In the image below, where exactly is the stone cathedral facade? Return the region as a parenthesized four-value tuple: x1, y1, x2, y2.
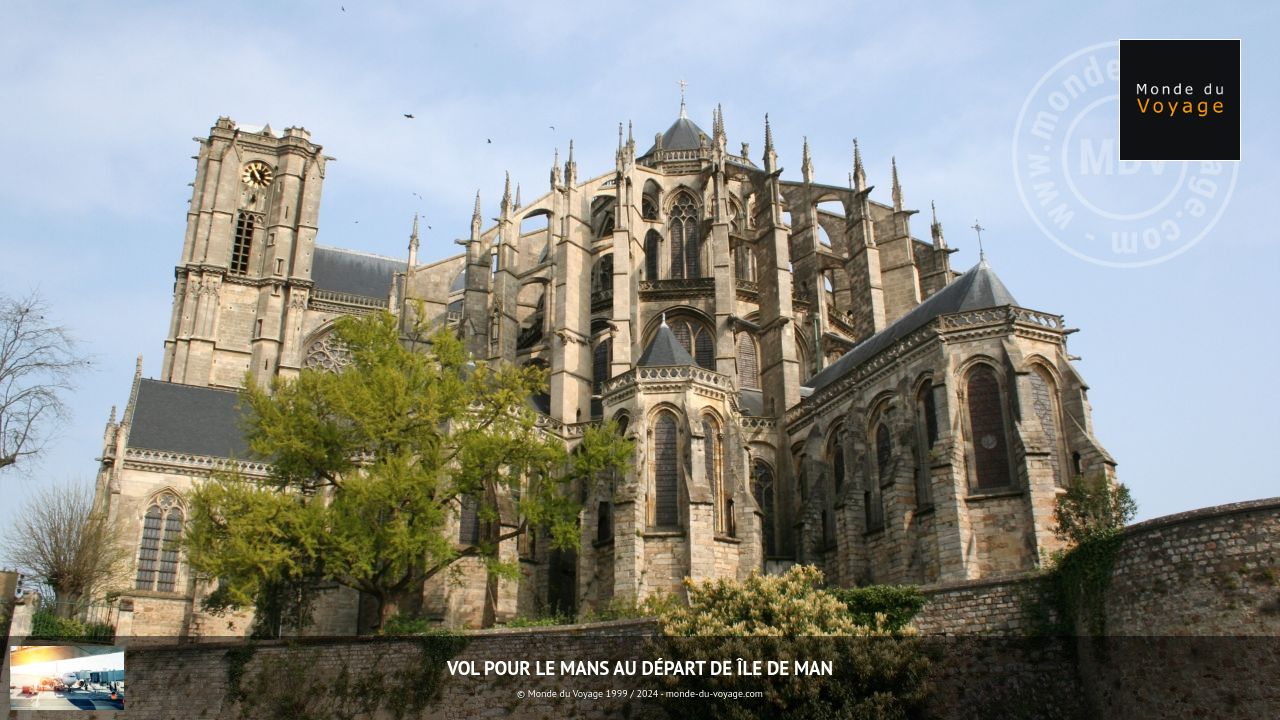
(93, 106, 1115, 635)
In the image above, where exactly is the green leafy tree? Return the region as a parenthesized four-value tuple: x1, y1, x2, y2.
(653, 566, 931, 720)
(185, 312, 631, 631)
(1052, 474, 1137, 545)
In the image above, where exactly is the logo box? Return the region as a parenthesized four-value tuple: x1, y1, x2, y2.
(1119, 39, 1240, 161)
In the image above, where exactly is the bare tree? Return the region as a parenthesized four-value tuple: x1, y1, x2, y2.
(0, 292, 92, 472)
(2, 481, 128, 614)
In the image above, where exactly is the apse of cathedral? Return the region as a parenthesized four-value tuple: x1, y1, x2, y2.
(93, 104, 1115, 635)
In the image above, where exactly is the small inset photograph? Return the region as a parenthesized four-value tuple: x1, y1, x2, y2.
(8, 644, 125, 711)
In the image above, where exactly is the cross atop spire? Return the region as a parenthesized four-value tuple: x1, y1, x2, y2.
(971, 220, 986, 260)
(678, 79, 688, 118)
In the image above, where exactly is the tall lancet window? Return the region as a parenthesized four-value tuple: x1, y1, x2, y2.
(652, 411, 681, 528)
(753, 459, 777, 557)
(966, 365, 1013, 490)
(230, 213, 256, 275)
(644, 230, 661, 282)
(135, 493, 183, 593)
(669, 192, 701, 278)
(737, 333, 760, 390)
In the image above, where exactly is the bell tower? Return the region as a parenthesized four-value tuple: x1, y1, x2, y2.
(161, 117, 328, 389)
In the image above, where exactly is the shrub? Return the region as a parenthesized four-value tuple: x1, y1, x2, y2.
(1053, 474, 1136, 545)
(828, 585, 928, 633)
(29, 609, 115, 642)
(1031, 474, 1139, 636)
(652, 566, 931, 720)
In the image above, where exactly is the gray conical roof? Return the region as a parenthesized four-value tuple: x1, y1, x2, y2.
(642, 116, 710, 156)
(638, 319, 697, 366)
(805, 260, 1019, 393)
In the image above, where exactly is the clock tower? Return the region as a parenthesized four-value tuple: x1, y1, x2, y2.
(161, 117, 328, 389)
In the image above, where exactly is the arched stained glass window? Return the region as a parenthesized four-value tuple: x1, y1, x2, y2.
(738, 333, 759, 390)
(669, 192, 701, 278)
(644, 230, 661, 282)
(667, 318, 715, 370)
(915, 381, 938, 508)
(459, 494, 480, 545)
(652, 412, 680, 528)
(753, 459, 776, 557)
(135, 494, 183, 593)
(967, 365, 1013, 490)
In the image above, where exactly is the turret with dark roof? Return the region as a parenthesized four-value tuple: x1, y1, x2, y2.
(637, 315, 697, 366)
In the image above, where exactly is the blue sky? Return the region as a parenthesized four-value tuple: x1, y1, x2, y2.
(1, 1, 1277, 539)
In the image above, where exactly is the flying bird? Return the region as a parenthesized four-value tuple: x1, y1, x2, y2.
(340, 5, 345, 11)
(404, 113, 415, 119)
(549, 125, 555, 131)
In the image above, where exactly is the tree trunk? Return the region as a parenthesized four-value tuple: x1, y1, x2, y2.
(376, 587, 425, 631)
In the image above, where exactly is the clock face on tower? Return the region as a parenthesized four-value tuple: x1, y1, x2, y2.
(241, 161, 274, 188)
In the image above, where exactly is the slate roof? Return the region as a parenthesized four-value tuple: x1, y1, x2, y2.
(127, 379, 250, 458)
(739, 389, 765, 417)
(638, 322, 697, 366)
(312, 246, 403, 299)
(804, 260, 1019, 393)
(642, 116, 710, 156)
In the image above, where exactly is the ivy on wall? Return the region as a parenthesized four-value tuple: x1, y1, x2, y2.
(223, 634, 467, 720)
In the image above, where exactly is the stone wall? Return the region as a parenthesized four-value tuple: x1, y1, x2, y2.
(24, 619, 661, 720)
(912, 496, 1280, 719)
(1102, 497, 1280, 635)
(8, 499, 1276, 719)
(913, 572, 1043, 635)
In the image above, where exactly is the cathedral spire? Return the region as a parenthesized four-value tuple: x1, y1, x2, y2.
(514, 183, 522, 210)
(501, 172, 512, 215)
(852, 138, 867, 192)
(801, 136, 814, 184)
(678, 79, 688, 119)
(552, 147, 562, 188)
(566, 139, 577, 185)
(763, 114, 777, 172)
(931, 201, 946, 248)
(408, 212, 420, 267)
(891, 156, 904, 211)
(470, 190, 482, 239)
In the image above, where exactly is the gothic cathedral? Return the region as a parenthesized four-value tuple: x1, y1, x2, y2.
(93, 104, 1115, 635)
